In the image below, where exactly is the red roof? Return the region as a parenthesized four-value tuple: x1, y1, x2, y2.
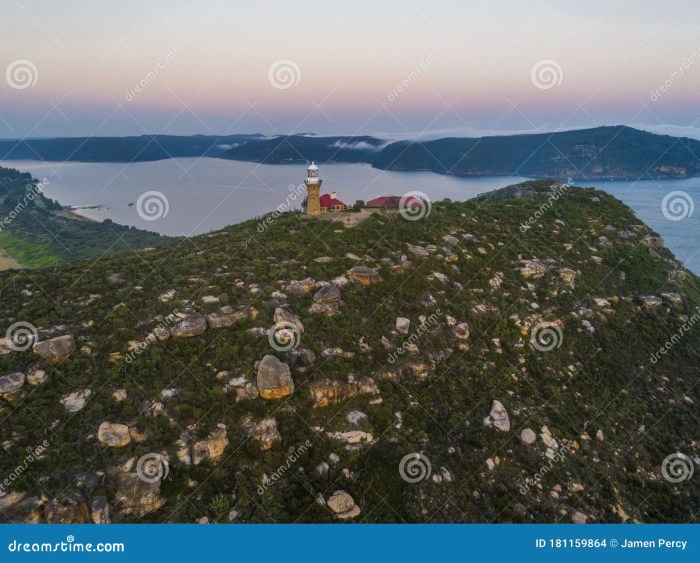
(319, 194, 348, 208)
(366, 195, 423, 208)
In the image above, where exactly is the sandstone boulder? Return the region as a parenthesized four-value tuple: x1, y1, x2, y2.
(273, 307, 304, 334)
(60, 389, 92, 413)
(97, 422, 131, 447)
(327, 490, 361, 520)
(483, 400, 510, 432)
(256, 355, 294, 399)
(242, 417, 282, 450)
(113, 468, 165, 516)
(206, 306, 255, 329)
(171, 310, 207, 337)
(0, 372, 25, 398)
(33, 335, 76, 361)
(348, 266, 381, 286)
(192, 425, 228, 465)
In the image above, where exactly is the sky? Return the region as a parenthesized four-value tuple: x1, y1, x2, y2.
(1, 0, 700, 140)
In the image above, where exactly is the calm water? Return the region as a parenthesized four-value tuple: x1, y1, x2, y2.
(3, 158, 699, 273)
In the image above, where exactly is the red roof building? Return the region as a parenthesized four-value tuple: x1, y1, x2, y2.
(319, 192, 348, 212)
(366, 195, 423, 208)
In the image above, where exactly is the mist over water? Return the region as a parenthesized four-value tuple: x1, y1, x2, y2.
(4, 158, 699, 273)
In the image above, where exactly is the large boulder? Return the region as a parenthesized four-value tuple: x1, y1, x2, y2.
(192, 424, 228, 465)
(309, 285, 341, 315)
(273, 307, 304, 334)
(309, 377, 379, 408)
(60, 389, 92, 413)
(256, 355, 294, 399)
(206, 306, 255, 329)
(113, 468, 165, 516)
(0, 372, 25, 398)
(44, 493, 90, 523)
(242, 417, 282, 451)
(483, 400, 510, 432)
(33, 335, 76, 361)
(327, 490, 361, 520)
(170, 310, 207, 337)
(97, 422, 131, 447)
(348, 266, 381, 286)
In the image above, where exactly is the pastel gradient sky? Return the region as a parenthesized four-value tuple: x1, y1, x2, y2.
(2, 0, 700, 139)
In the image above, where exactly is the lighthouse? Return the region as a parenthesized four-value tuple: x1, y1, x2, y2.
(304, 162, 321, 216)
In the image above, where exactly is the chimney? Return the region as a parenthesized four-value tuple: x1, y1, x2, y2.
(331, 191, 337, 199)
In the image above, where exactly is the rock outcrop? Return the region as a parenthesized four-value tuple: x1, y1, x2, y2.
(483, 400, 510, 432)
(170, 310, 207, 337)
(256, 355, 295, 399)
(33, 335, 76, 361)
(0, 372, 25, 398)
(327, 490, 361, 520)
(192, 424, 228, 465)
(97, 422, 131, 447)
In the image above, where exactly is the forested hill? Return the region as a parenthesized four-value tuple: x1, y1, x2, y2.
(0, 134, 263, 163)
(3, 127, 699, 180)
(1, 180, 698, 523)
(0, 166, 172, 269)
(372, 126, 700, 179)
